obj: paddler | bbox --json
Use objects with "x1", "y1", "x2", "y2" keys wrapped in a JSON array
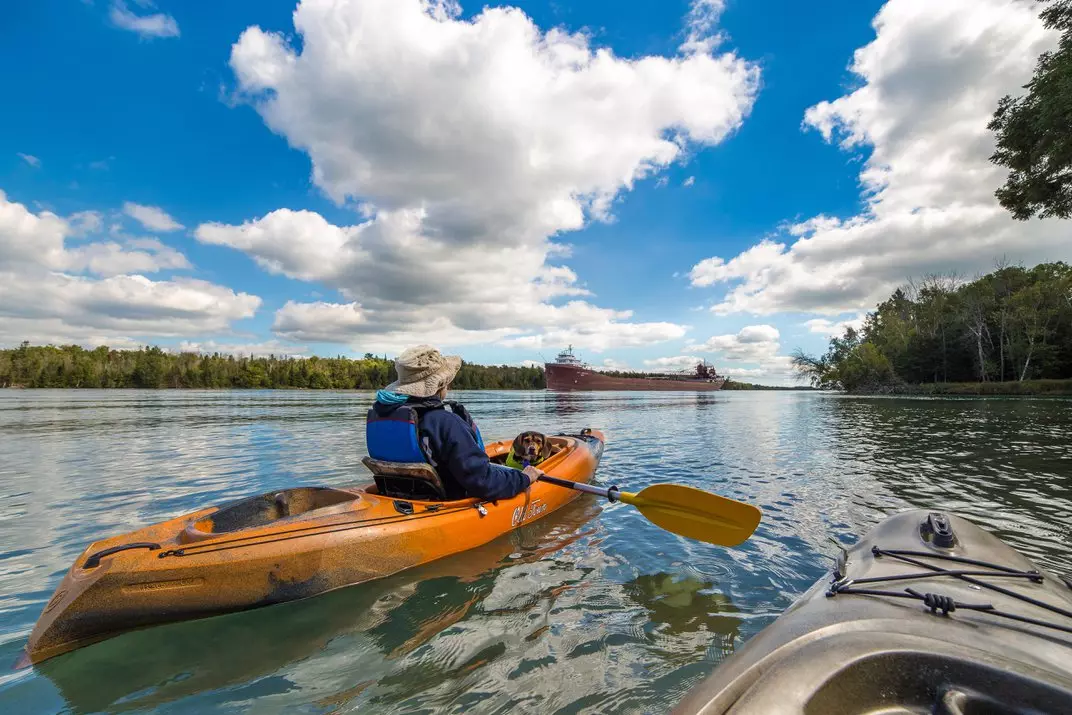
[{"x1": 367, "y1": 344, "x2": 544, "y2": 500}]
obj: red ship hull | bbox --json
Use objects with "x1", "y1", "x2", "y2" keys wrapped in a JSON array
[{"x1": 545, "y1": 363, "x2": 726, "y2": 391}]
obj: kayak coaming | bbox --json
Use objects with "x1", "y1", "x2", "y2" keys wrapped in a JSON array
[
  {"x1": 674, "y1": 509, "x2": 1072, "y2": 714},
  {"x1": 21, "y1": 430, "x2": 605, "y2": 667}
]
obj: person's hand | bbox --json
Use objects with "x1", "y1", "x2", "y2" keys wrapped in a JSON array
[{"x1": 522, "y1": 465, "x2": 543, "y2": 485}]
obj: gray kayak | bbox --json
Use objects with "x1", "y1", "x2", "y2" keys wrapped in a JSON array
[{"x1": 674, "y1": 509, "x2": 1072, "y2": 715}]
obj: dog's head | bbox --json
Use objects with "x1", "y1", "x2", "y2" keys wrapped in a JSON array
[{"x1": 512, "y1": 431, "x2": 550, "y2": 465}]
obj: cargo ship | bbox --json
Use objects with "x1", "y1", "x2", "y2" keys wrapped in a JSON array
[{"x1": 544, "y1": 346, "x2": 726, "y2": 391}]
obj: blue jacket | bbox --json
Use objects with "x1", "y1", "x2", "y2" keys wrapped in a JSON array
[{"x1": 371, "y1": 396, "x2": 529, "y2": 501}]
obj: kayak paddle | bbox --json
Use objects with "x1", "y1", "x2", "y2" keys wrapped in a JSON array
[{"x1": 537, "y1": 474, "x2": 761, "y2": 547}]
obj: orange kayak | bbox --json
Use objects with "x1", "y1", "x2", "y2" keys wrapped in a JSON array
[{"x1": 20, "y1": 429, "x2": 605, "y2": 667}]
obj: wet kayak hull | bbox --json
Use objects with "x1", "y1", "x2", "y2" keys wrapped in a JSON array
[{"x1": 674, "y1": 509, "x2": 1072, "y2": 714}]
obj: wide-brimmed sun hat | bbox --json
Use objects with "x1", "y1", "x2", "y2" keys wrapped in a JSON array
[{"x1": 384, "y1": 344, "x2": 462, "y2": 398}]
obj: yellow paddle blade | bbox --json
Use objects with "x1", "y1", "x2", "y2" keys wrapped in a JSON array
[{"x1": 618, "y1": 484, "x2": 761, "y2": 547}]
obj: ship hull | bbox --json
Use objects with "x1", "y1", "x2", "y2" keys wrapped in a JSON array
[{"x1": 545, "y1": 364, "x2": 725, "y2": 391}]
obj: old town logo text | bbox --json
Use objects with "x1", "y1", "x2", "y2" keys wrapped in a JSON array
[{"x1": 511, "y1": 500, "x2": 547, "y2": 526}]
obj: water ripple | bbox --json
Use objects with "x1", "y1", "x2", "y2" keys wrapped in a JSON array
[{"x1": 0, "y1": 389, "x2": 1069, "y2": 713}]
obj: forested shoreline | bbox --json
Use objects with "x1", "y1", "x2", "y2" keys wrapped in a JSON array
[
  {"x1": 722, "y1": 380, "x2": 812, "y2": 391},
  {"x1": 792, "y1": 262, "x2": 1072, "y2": 394},
  {"x1": 0, "y1": 344, "x2": 546, "y2": 390},
  {"x1": 0, "y1": 344, "x2": 809, "y2": 391}
]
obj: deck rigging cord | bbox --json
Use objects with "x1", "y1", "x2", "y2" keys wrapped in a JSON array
[{"x1": 826, "y1": 546, "x2": 1072, "y2": 636}]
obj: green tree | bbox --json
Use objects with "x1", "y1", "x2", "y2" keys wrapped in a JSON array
[
  {"x1": 791, "y1": 328, "x2": 895, "y2": 391},
  {"x1": 836, "y1": 342, "x2": 895, "y2": 391},
  {"x1": 988, "y1": 1, "x2": 1072, "y2": 220},
  {"x1": 790, "y1": 349, "x2": 834, "y2": 389},
  {"x1": 792, "y1": 261, "x2": 1072, "y2": 391}
]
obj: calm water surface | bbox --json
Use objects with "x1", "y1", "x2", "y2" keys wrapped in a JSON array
[{"x1": 1, "y1": 390, "x2": 1070, "y2": 713}]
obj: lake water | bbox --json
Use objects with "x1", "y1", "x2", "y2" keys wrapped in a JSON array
[{"x1": 1, "y1": 390, "x2": 1070, "y2": 713}]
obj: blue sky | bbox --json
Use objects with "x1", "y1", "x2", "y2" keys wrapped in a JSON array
[{"x1": 1, "y1": 0, "x2": 1067, "y2": 383}]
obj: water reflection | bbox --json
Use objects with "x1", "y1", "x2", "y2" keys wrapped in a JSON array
[
  {"x1": 623, "y1": 572, "x2": 741, "y2": 666},
  {"x1": 624, "y1": 572, "x2": 740, "y2": 636}
]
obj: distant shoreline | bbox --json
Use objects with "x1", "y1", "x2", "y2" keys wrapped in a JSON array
[
  {"x1": 1, "y1": 343, "x2": 805, "y2": 391},
  {"x1": 722, "y1": 380, "x2": 815, "y2": 391},
  {"x1": 0, "y1": 384, "x2": 808, "y2": 391},
  {"x1": 845, "y1": 378, "x2": 1072, "y2": 397}
]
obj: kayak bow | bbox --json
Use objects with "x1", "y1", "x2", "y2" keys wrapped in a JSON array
[{"x1": 674, "y1": 509, "x2": 1072, "y2": 714}]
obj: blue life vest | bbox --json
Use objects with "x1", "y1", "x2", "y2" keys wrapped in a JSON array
[{"x1": 365, "y1": 399, "x2": 484, "y2": 467}]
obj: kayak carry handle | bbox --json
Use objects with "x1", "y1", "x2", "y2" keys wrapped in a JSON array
[{"x1": 83, "y1": 542, "x2": 161, "y2": 569}]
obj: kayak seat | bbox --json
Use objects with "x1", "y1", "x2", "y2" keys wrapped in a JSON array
[
  {"x1": 365, "y1": 404, "x2": 452, "y2": 500},
  {"x1": 362, "y1": 457, "x2": 448, "y2": 501}
]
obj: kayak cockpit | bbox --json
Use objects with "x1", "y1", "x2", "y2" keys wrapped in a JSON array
[
  {"x1": 487, "y1": 435, "x2": 573, "y2": 465},
  {"x1": 363, "y1": 435, "x2": 575, "y2": 502},
  {"x1": 709, "y1": 632, "x2": 1072, "y2": 714},
  {"x1": 181, "y1": 487, "x2": 361, "y2": 542}
]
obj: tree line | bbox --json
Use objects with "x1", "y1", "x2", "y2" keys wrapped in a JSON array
[
  {"x1": 792, "y1": 262, "x2": 1072, "y2": 392},
  {"x1": 722, "y1": 380, "x2": 811, "y2": 391},
  {"x1": 0, "y1": 344, "x2": 546, "y2": 390}
]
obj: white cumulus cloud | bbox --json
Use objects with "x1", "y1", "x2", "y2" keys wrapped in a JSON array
[
  {"x1": 175, "y1": 340, "x2": 308, "y2": 358},
  {"x1": 690, "y1": 324, "x2": 780, "y2": 360},
  {"x1": 206, "y1": 0, "x2": 758, "y2": 353},
  {"x1": 498, "y1": 319, "x2": 689, "y2": 354},
  {"x1": 593, "y1": 358, "x2": 632, "y2": 372},
  {"x1": 63, "y1": 238, "x2": 190, "y2": 276},
  {"x1": 804, "y1": 315, "x2": 866, "y2": 338},
  {"x1": 17, "y1": 153, "x2": 41, "y2": 168},
  {"x1": 681, "y1": 0, "x2": 727, "y2": 55},
  {"x1": 688, "y1": 0, "x2": 1069, "y2": 317},
  {"x1": 229, "y1": 0, "x2": 758, "y2": 219},
  {"x1": 643, "y1": 355, "x2": 705, "y2": 371},
  {"x1": 686, "y1": 323, "x2": 795, "y2": 382},
  {"x1": 0, "y1": 274, "x2": 260, "y2": 346},
  {"x1": 0, "y1": 190, "x2": 259, "y2": 347},
  {"x1": 68, "y1": 211, "x2": 104, "y2": 236},
  {"x1": 123, "y1": 202, "x2": 183, "y2": 232}
]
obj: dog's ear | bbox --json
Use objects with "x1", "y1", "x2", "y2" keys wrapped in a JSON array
[
  {"x1": 511, "y1": 433, "x2": 525, "y2": 456},
  {"x1": 540, "y1": 434, "x2": 552, "y2": 460}
]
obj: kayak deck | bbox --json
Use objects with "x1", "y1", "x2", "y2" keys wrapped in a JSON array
[
  {"x1": 674, "y1": 509, "x2": 1072, "y2": 715},
  {"x1": 20, "y1": 430, "x2": 605, "y2": 667}
]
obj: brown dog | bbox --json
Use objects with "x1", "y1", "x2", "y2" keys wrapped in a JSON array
[{"x1": 507, "y1": 430, "x2": 551, "y2": 469}]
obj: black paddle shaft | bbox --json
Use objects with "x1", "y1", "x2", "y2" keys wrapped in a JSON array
[{"x1": 538, "y1": 474, "x2": 620, "y2": 502}]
